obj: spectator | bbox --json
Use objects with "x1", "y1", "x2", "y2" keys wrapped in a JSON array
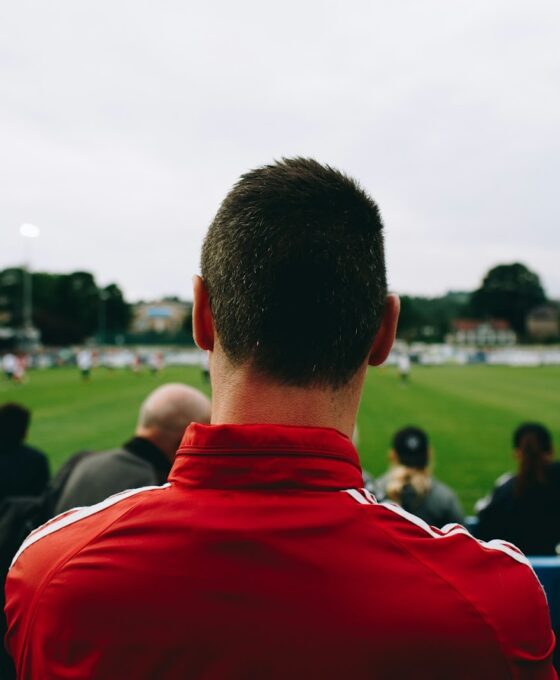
[
  {"x1": 0, "y1": 403, "x2": 49, "y2": 502},
  {"x1": 477, "y1": 423, "x2": 560, "y2": 555},
  {"x1": 5, "y1": 159, "x2": 555, "y2": 678},
  {"x1": 54, "y1": 383, "x2": 211, "y2": 513},
  {"x1": 375, "y1": 426, "x2": 464, "y2": 527}
]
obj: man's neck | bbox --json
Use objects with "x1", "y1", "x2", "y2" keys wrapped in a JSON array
[{"x1": 209, "y1": 360, "x2": 365, "y2": 439}]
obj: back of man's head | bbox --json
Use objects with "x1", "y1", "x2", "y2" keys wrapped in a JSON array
[
  {"x1": 0, "y1": 402, "x2": 31, "y2": 452},
  {"x1": 136, "y1": 383, "x2": 211, "y2": 459},
  {"x1": 201, "y1": 157, "x2": 387, "y2": 390}
]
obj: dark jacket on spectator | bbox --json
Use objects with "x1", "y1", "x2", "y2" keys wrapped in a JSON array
[
  {"x1": 0, "y1": 443, "x2": 50, "y2": 503},
  {"x1": 476, "y1": 462, "x2": 560, "y2": 555},
  {"x1": 54, "y1": 437, "x2": 171, "y2": 514}
]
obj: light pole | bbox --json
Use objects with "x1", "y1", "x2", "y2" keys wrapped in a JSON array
[
  {"x1": 19, "y1": 223, "x2": 40, "y2": 346},
  {"x1": 98, "y1": 289, "x2": 109, "y2": 345}
]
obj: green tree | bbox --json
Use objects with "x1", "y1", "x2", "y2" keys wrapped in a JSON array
[
  {"x1": 470, "y1": 263, "x2": 546, "y2": 336},
  {"x1": 57, "y1": 271, "x2": 99, "y2": 342},
  {"x1": 101, "y1": 283, "x2": 132, "y2": 339},
  {"x1": 397, "y1": 292, "x2": 470, "y2": 341},
  {"x1": 32, "y1": 272, "x2": 74, "y2": 344},
  {"x1": 0, "y1": 268, "x2": 25, "y2": 327},
  {"x1": 0, "y1": 268, "x2": 132, "y2": 345},
  {"x1": 397, "y1": 296, "x2": 427, "y2": 340}
]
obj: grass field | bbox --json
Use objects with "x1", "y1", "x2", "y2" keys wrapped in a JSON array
[{"x1": 2, "y1": 364, "x2": 559, "y2": 512}]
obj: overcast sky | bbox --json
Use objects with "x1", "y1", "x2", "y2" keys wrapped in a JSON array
[{"x1": 1, "y1": 1, "x2": 559, "y2": 302}]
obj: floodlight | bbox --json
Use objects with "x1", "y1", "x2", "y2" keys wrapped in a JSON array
[{"x1": 20, "y1": 223, "x2": 40, "y2": 238}]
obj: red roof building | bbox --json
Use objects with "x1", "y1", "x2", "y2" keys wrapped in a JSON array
[{"x1": 447, "y1": 319, "x2": 516, "y2": 346}]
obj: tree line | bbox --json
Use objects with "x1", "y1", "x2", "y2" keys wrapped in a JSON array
[
  {"x1": 398, "y1": 262, "x2": 549, "y2": 342},
  {"x1": 0, "y1": 262, "x2": 552, "y2": 346},
  {"x1": 0, "y1": 269, "x2": 131, "y2": 345}
]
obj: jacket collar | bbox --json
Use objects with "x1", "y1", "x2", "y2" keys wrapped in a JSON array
[
  {"x1": 123, "y1": 436, "x2": 171, "y2": 477},
  {"x1": 170, "y1": 423, "x2": 364, "y2": 491}
]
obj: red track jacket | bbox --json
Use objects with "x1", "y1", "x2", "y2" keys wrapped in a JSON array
[{"x1": 5, "y1": 424, "x2": 556, "y2": 678}]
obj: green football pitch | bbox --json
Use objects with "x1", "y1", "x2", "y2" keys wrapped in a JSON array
[{"x1": 1, "y1": 363, "x2": 559, "y2": 512}]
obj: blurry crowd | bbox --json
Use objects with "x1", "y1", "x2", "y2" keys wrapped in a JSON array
[
  {"x1": 0, "y1": 384, "x2": 211, "y2": 513},
  {"x1": 2, "y1": 391, "x2": 559, "y2": 558},
  {"x1": 368, "y1": 422, "x2": 560, "y2": 556}
]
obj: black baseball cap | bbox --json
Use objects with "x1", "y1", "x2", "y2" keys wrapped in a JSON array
[{"x1": 392, "y1": 426, "x2": 429, "y2": 469}]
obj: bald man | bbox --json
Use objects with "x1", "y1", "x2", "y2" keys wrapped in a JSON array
[{"x1": 54, "y1": 384, "x2": 211, "y2": 514}]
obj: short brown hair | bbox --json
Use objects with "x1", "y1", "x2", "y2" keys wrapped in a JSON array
[{"x1": 201, "y1": 157, "x2": 387, "y2": 389}]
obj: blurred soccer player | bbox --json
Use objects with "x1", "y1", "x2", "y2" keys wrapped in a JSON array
[
  {"x1": 76, "y1": 348, "x2": 92, "y2": 381},
  {"x1": 2, "y1": 353, "x2": 17, "y2": 382},
  {"x1": 397, "y1": 351, "x2": 411, "y2": 383}
]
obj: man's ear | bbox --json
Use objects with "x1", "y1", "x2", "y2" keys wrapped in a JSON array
[
  {"x1": 192, "y1": 275, "x2": 214, "y2": 351},
  {"x1": 368, "y1": 294, "x2": 400, "y2": 367}
]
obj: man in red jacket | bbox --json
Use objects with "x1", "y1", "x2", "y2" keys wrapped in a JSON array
[{"x1": 5, "y1": 158, "x2": 556, "y2": 678}]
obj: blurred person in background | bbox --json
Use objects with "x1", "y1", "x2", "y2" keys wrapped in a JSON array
[
  {"x1": 54, "y1": 383, "x2": 211, "y2": 513},
  {"x1": 397, "y1": 351, "x2": 411, "y2": 384},
  {"x1": 0, "y1": 403, "x2": 50, "y2": 502},
  {"x1": 149, "y1": 351, "x2": 164, "y2": 375},
  {"x1": 132, "y1": 352, "x2": 142, "y2": 374},
  {"x1": 2, "y1": 353, "x2": 17, "y2": 382},
  {"x1": 76, "y1": 347, "x2": 93, "y2": 381},
  {"x1": 477, "y1": 423, "x2": 560, "y2": 555},
  {"x1": 376, "y1": 426, "x2": 464, "y2": 527},
  {"x1": 13, "y1": 355, "x2": 27, "y2": 384}
]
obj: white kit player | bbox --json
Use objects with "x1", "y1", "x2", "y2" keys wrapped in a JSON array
[
  {"x1": 398, "y1": 352, "x2": 411, "y2": 384},
  {"x1": 77, "y1": 349, "x2": 93, "y2": 381}
]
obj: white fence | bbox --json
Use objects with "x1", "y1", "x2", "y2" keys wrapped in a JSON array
[{"x1": 387, "y1": 343, "x2": 560, "y2": 367}]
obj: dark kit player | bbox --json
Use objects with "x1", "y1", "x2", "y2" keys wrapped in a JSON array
[{"x1": 5, "y1": 159, "x2": 555, "y2": 678}]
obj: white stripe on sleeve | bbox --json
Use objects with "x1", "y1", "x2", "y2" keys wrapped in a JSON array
[
  {"x1": 10, "y1": 483, "x2": 171, "y2": 568},
  {"x1": 342, "y1": 487, "x2": 532, "y2": 569}
]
